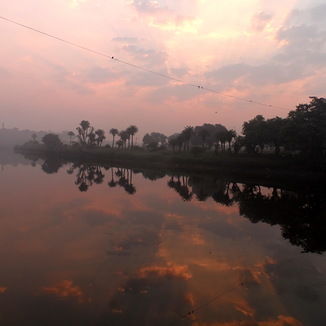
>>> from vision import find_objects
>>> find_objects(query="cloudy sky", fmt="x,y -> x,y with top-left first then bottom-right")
1,0 -> 325,138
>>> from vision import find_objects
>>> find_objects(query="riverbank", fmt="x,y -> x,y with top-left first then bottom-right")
14,144 -> 326,190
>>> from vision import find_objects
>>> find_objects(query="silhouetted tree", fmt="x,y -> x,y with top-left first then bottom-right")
233,135 -> 244,154
76,120 -> 92,146
168,134 -> 179,153
109,128 -> 119,148
42,133 -> 62,152
87,129 -> 97,148
127,125 -> 138,149
283,97 -> 326,158
119,130 -> 129,149
216,130 -> 228,152
142,132 -> 167,148
116,139 -> 123,149
197,128 -> 210,148
181,126 -> 194,151
226,129 -> 237,152
95,129 -> 106,147
242,115 -> 266,154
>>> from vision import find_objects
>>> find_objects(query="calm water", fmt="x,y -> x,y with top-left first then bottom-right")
1,152 -> 326,326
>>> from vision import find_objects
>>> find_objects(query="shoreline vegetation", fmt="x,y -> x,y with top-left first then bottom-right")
14,144 -> 325,190
13,96 -> 326,189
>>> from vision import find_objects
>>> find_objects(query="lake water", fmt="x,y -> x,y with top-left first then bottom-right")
1,152 -> 326,326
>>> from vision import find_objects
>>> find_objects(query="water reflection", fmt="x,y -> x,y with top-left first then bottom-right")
42,157 -> 63,174
165,174 -> 326,254
34,160 -> 326,254
1,154 -> 326,325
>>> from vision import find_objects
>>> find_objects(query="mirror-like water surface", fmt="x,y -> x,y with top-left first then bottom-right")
1,152 -> 326,326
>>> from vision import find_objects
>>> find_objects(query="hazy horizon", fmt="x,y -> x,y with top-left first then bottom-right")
1,0 -> 325,137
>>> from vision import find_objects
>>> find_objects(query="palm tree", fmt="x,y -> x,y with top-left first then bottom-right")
95,129 -> 106,147
119,130 -> 129,149
216,130 -> 228,152
169,137 -> 178,154
198,128 -> 210,148
116,139 -> 123,149
176,134 -> 184,153
181,126 -> 195,151
87,129 -> 96,147
126,125 -> 138,149
109,128 -> 119,148
226,129 -> 237,152
76,120 -> 91,145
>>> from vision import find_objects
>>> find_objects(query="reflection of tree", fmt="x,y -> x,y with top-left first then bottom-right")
93,166 -> 105,184
168,173 -> 326,253
211,180 -> 234,206
73,164 -> 105,192
108,166 -> 117,188
191,177 -> 236,205
66,162 -> 74,175
35,156 -> 326,253
21,152 -> 39,167
167,175 -> 193,201
141,170 -> 166,181
41,158 -> 63,174
231,184 -> 326,253
108,167 -> 136,195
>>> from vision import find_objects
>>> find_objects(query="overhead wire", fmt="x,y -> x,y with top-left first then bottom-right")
0,15 -> 289,111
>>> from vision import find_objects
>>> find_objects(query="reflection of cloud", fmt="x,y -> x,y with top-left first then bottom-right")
0,287 -> 7,293
259,315 -> 303,326
43,280 -> 83,298
107,228 -> 161,256
234,299 -> 255,317
238,268 -> 260,288
108,261 -> 191,322
80,209 -> 114,227
138,264 -> 192,280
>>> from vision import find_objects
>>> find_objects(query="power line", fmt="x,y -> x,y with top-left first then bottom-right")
0,15 -> 289,111
0,16 -> 113,59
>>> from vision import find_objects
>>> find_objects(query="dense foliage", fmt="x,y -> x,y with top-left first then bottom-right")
241,97 -> 326,157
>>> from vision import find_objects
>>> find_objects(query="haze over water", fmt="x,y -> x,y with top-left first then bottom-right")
0,153 -> 325,325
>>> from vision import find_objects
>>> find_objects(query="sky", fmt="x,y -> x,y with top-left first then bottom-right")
1,0 -> 326,140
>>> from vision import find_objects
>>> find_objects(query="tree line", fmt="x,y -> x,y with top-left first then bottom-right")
21,97 -> 326,160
